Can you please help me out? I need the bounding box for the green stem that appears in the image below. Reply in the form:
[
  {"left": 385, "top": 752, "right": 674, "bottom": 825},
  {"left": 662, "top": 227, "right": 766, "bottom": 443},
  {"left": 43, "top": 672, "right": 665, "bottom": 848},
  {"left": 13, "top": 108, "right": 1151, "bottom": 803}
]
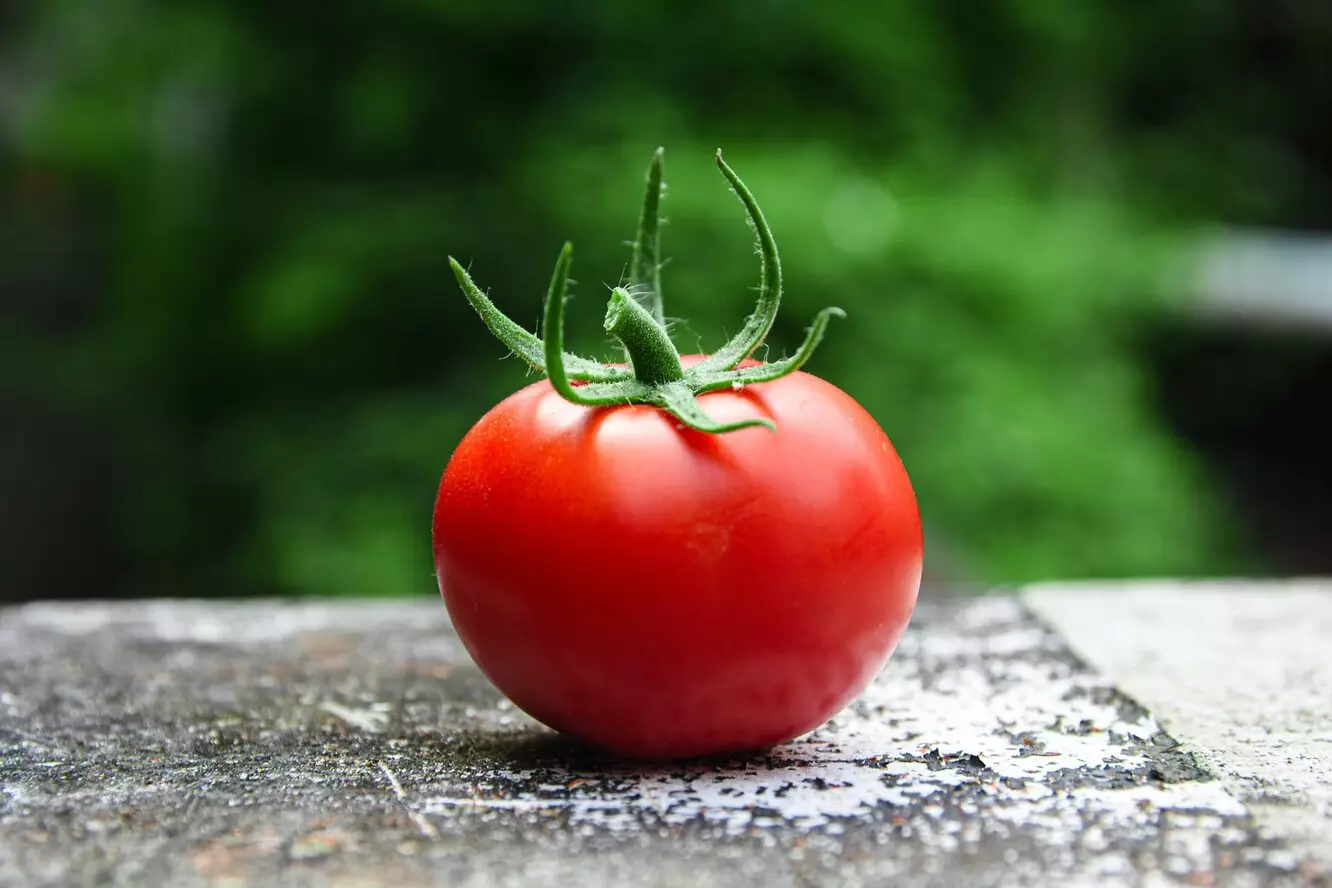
[
  {"left": 449, "top": 149, "right": 842, "bottom": 436},
  {"left": 691, "top": 150, "right": 783, "bottom": 374},
  {"left": 542, "top": 247, "right": 654, "bottom": 407},
  {"left": 541, "top": 243, "right": 585, "bottom": 402},
  {"left": 629, "top": 147, "right": 667, "bottom": 325},
  {"left": 689, "top": 307, "right": 845, "bottom": 393},
  {"left": 449, "top": 256, "right": 631, "bottom": 383},
  {"left": 654, "top": 384, "right": 775, "bottom": 433},
  {"left": 603, "top": 288, "right": 684, "bottom": 385}
]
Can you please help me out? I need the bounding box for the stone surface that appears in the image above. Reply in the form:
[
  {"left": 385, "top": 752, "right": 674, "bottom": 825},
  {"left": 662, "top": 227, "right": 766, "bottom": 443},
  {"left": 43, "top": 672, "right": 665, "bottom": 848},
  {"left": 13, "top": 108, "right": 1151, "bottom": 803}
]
[
  {"left": 0, "top": 591, "right": 1325, "bottom": 887},
  {"left": 1025, "top": 580, "right": 1332, "bottom": 876}
]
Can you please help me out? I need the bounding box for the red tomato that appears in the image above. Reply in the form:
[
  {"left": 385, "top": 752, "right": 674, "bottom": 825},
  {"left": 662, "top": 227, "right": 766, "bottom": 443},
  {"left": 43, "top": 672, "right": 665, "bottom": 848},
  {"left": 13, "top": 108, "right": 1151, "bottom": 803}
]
[{"left": 432, "top": 356, "right": 922, "bottom": 760}]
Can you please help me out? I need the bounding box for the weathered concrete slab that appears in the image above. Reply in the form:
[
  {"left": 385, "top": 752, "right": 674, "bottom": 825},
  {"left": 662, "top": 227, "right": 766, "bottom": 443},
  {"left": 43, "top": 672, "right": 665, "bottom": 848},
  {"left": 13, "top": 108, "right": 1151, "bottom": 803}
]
[
  {"left": 0, "top": 592, "right": 1324, "bottom": 887},
  {"left": 1026, "top": 580, "right": 1332, "bottom": 876}
]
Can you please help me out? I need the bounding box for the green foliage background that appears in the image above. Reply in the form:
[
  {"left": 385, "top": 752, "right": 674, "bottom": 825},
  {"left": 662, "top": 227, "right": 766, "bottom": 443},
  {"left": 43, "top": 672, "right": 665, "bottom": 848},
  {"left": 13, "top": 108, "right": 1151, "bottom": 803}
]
[{"left": 6, "top": 0, "right": 1327, "bottom": 597}]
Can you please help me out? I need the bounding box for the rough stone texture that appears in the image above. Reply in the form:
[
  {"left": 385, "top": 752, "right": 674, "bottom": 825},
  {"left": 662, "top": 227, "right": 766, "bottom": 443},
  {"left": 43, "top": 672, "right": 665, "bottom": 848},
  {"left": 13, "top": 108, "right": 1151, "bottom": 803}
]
[
  {"left": 0, "top": 592, "right": 1324, "bottom": 887},
  {"left": 1025, "top": 580, "right": 1332, "bottom": 877}
]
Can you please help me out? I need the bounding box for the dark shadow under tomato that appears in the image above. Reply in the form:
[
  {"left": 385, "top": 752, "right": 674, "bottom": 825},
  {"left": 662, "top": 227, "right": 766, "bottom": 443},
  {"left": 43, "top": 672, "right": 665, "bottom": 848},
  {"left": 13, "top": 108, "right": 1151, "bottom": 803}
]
[{"left": 453, "top": 727, "right": 814, "bottom": 772}]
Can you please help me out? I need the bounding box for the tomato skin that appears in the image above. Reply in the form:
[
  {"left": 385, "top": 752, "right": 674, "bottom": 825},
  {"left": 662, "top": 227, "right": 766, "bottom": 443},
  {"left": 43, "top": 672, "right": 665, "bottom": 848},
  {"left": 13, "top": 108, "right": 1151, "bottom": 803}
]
[{"left": 432, "top": 358, "right": 922, "bottom": 760}]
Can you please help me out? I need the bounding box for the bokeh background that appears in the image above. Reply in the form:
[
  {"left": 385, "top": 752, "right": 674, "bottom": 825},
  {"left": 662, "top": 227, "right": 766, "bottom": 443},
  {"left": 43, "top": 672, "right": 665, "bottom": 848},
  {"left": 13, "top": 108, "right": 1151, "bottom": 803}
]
[{"left": 4, "top": 0, "right": 1330, "bottom": 602}]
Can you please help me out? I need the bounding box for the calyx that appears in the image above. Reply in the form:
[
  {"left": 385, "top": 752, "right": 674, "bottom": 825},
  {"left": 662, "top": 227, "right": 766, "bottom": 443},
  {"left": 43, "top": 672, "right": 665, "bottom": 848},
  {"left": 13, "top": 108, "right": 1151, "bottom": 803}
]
[{"left": 448, "top": 149, "right": 844, "bottom": 433}]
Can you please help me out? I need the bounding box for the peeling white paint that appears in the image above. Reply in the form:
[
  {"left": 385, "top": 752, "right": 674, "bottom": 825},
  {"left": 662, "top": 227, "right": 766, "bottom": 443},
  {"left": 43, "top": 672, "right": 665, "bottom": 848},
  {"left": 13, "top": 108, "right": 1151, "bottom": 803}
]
[
  {"left": 2, "top": 592, "right": 1317, "bottom": 887},
  {"left": 419, "top": 596, "right": 1250, "bottom": 867},
  {"left": 318, "top": 700, "right": 392, "bottom": 733},
  {"left": 1026, "top": 580, "right": 1332, "bottom": 871}
]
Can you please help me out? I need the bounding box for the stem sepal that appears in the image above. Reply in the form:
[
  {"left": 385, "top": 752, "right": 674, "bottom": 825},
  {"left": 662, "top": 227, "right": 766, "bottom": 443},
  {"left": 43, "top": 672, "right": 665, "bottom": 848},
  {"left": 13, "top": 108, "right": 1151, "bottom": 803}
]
[{"left": 447, "top": 150, "right": 844, "bottom": 433}]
